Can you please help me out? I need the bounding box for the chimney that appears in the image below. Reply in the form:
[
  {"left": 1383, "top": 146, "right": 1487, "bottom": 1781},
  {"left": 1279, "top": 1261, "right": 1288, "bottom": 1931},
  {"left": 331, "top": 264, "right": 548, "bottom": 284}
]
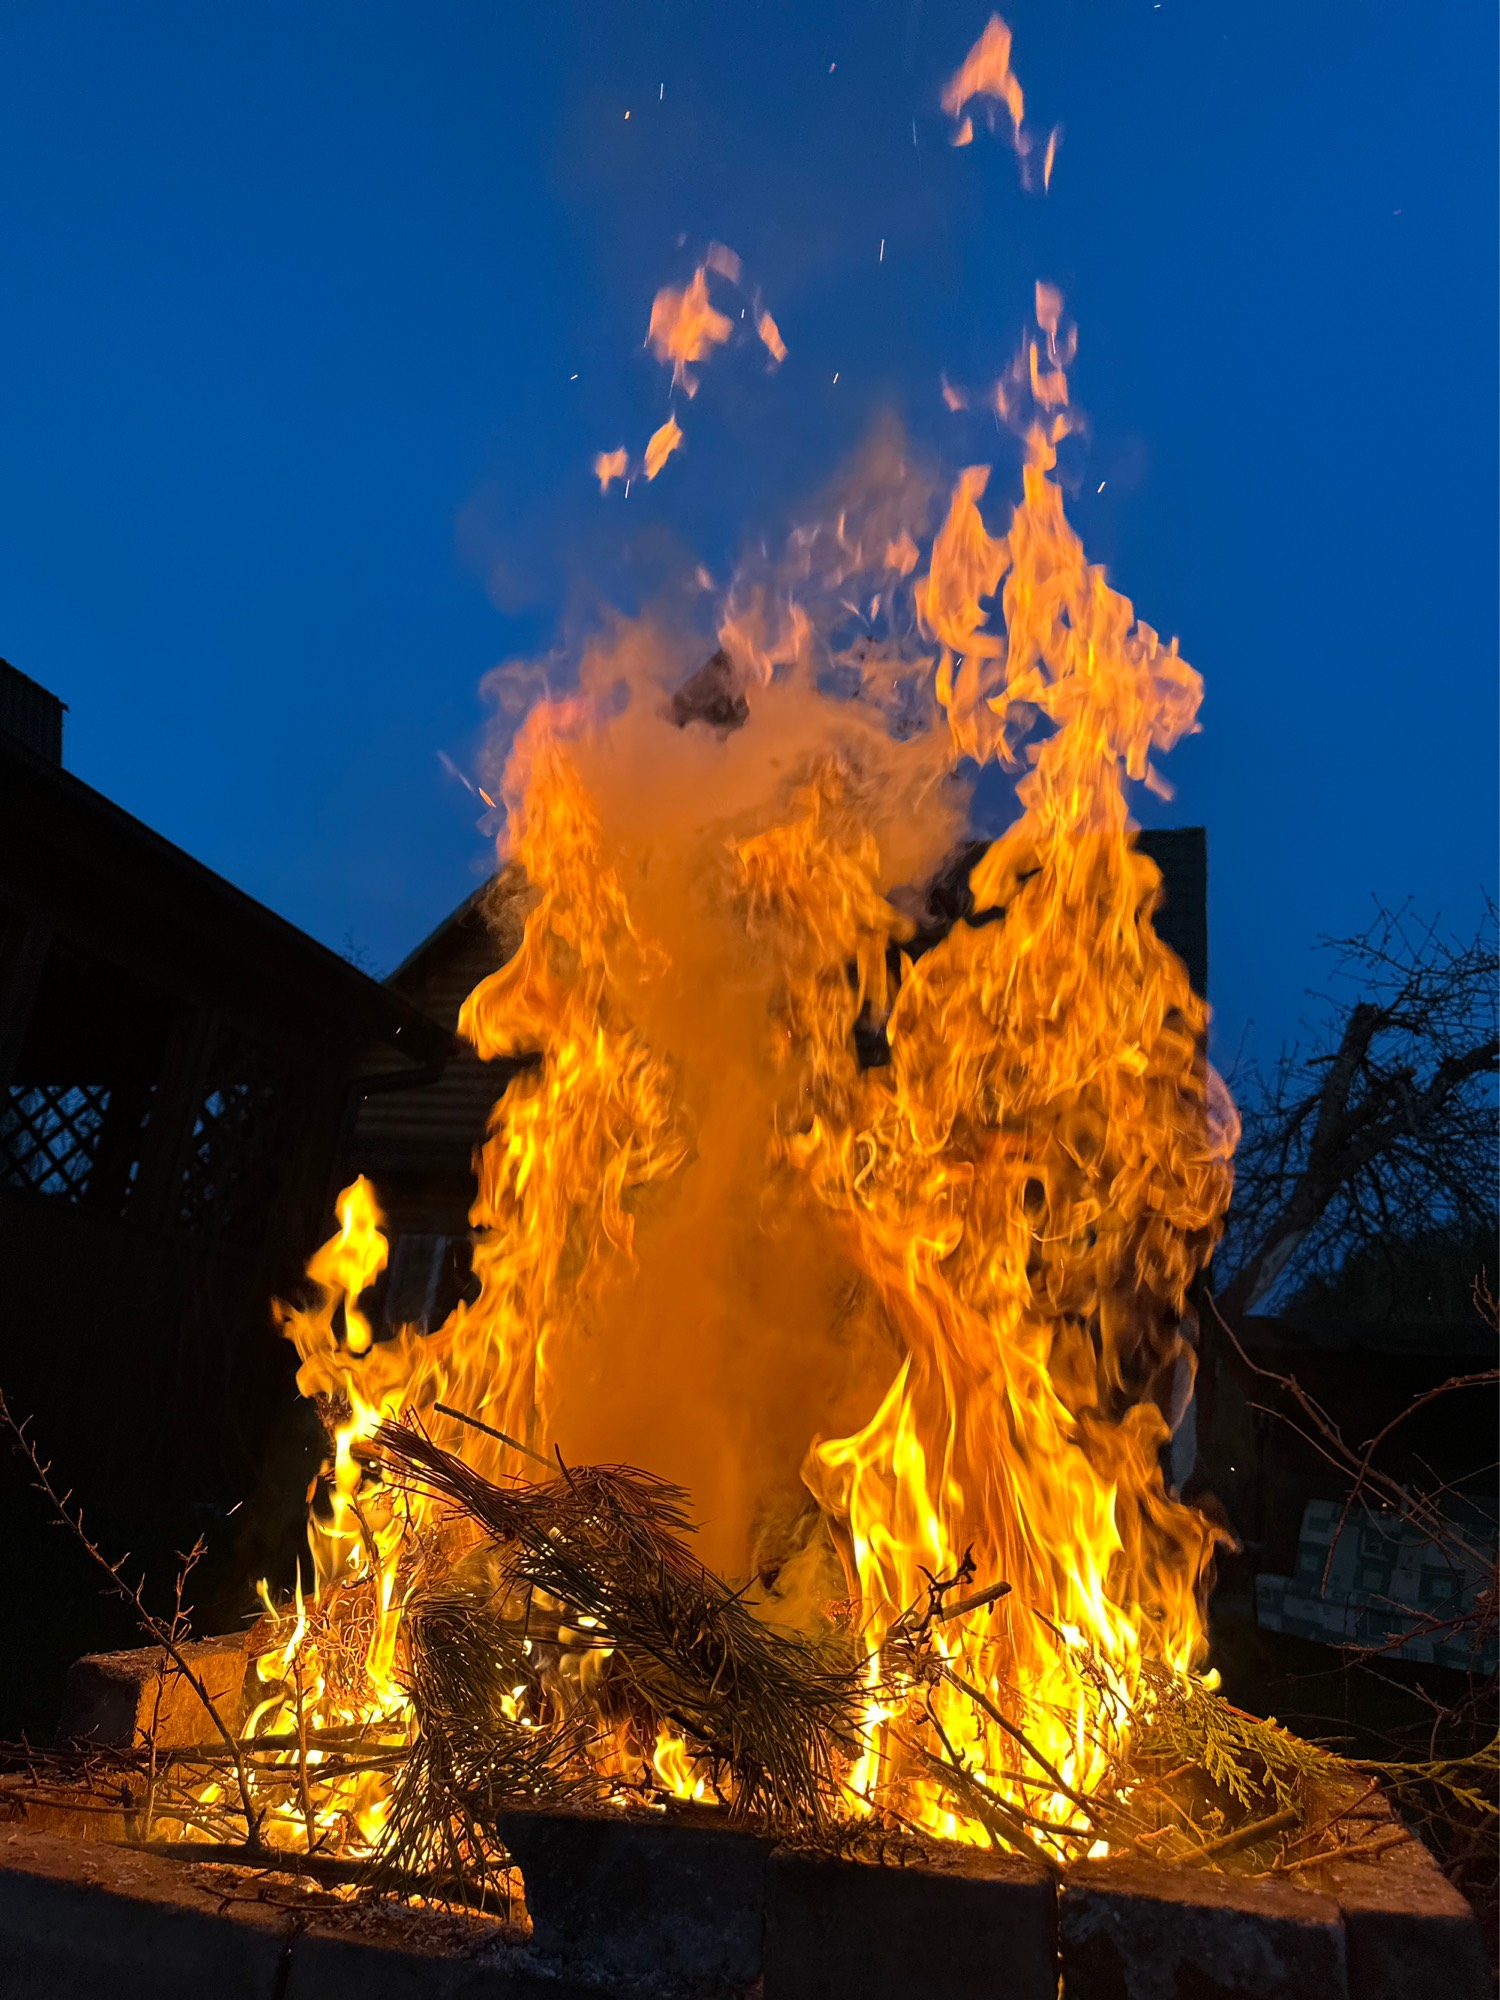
[{"left": 0, "top": 659, "right": 66, "bottom": 764}]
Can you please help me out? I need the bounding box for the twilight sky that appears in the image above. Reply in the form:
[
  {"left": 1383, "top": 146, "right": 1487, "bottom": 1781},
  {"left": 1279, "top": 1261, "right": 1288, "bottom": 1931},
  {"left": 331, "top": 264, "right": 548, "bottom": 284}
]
[{"left": 1, "top": 0, "right": 1494, "bottom": 1071}]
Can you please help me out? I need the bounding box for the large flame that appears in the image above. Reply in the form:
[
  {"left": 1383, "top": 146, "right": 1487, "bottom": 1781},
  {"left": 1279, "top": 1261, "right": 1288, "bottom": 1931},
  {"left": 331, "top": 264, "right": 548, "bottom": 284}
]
[{"left": 250, "top": 275, "right": 1236, "bottom": 1853}]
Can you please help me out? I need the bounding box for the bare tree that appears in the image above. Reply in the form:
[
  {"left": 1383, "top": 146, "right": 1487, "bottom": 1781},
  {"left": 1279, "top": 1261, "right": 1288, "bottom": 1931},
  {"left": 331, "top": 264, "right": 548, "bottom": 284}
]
[{"left": 1216, "top": 900, "right": 1498, "bottom": 1323}]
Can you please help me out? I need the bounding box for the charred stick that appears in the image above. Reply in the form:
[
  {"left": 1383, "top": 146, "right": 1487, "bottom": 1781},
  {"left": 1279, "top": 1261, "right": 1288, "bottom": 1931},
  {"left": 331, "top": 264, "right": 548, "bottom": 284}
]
[
  {"left": 936, "top": 1580, "right": 1013, "bottom": 1623},
  {"left": 1190, "top": 1805, "right": 1301, "bottom": 1862},
  {"left": 346, "top": 1493, "right": 385, "bottom": 1581},
  {"left": 290, "top": 1657, "right": 318, "bottom": 1856},
  {"left": 135, "top": 1838, "right": 463, "bottom": 1896},
  {"left": 125, "top": 1727, "right": 407, "bottom": 1761}
]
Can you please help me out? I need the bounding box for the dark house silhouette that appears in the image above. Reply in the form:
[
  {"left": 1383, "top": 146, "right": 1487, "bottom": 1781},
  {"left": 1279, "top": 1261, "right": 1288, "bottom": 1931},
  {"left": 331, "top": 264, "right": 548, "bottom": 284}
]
[{"left": 0, "top": 659, "right": 452, "bottom": 1726}]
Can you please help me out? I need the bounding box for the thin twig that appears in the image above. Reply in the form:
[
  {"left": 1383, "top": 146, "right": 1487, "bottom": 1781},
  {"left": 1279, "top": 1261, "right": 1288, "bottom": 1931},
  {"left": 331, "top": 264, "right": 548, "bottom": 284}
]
[
  {"left": 1276, "top": 1826, "right": 1411, "bottom": 1875},
  {"left": 1189, "top": 1805, "right": 1301, "bottom": 1862},
  {"left": 432, "top": 1403, "right": 553, "bottom": 1471},
  {"left": 0, "top": 1390, "right": 263, "bottom": 1848}
]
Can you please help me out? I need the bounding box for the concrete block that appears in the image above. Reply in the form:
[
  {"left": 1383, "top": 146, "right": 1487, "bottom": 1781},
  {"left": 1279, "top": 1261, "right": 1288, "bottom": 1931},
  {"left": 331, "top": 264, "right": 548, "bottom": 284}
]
[
  {"left": 1293, "top": 1774, "right": 1491, "bottom": 1998},
  {"left": 0, "top": 1826, "right": 285, "bottom": 2000},
  {"left": 498, "top": 1804, "right": 771, "bottom": 1992},
  {"left": 1322, "top": 1854, "right": 1492, "bottom": 2000},
  {"left": 284, "top": 1913, "right": 598, "bottom": 2000},
  {"left": 1061, "top": 1856, "right": 1347, "bottom": 2000},
  {"left": 1310, "top": 1800, "right": 1490, "bottom": 1998},
  {"left": 763, "top": 1844, "right": 1057, "bottom": 2000},
  {"left": 0, "top": 1828, "right": 591, "bottom": 2000},
  {"left": 58, "top": 1636, "right": 248, "bottom": 1748}
]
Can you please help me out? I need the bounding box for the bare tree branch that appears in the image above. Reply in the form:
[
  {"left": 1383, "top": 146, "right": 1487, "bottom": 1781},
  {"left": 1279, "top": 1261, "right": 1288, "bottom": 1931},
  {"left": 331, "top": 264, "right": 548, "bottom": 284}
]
[{"left": 1218, "top": 899, "right": 1497, "bottom": 1318}]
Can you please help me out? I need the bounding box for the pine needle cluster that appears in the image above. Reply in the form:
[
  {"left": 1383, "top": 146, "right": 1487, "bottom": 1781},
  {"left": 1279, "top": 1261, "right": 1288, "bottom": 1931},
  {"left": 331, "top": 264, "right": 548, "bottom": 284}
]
[{"left": 369, "top": 1416, "right": 864, "bottom": 1865}]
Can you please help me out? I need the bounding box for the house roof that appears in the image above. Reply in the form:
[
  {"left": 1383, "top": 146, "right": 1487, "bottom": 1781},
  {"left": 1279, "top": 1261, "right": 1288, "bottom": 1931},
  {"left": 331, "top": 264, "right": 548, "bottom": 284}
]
[
  {"left": 0, "top": 727, "right": 451, "bottom": 1076},
  {"left": 1136, "top": 827, "right": 1209, "bottom": 998},
  {"left": 352, "top": 878, "right": 520, "bottom": 1206}
]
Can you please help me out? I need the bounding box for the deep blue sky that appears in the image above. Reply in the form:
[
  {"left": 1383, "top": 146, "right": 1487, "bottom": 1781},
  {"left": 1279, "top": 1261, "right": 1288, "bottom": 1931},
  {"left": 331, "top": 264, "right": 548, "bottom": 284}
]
[{"left": 2, "top": 0, "right": 1494, "bottom": 1069}]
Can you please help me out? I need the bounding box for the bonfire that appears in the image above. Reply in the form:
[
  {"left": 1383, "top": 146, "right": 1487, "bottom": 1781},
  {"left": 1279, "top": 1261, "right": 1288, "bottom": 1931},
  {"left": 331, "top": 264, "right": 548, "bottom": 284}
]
[
  {"left": 234, "top": 193, "right": 1258, "bottom": 1877},
  {"left": 11, "top": 12, "right": 1477, "bottom": 1915}
]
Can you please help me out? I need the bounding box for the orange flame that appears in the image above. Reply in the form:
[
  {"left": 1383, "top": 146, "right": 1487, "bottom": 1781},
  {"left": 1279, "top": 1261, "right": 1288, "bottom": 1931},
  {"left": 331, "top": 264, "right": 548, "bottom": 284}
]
[
  {"left": 594, "top": 447, "right": 629, "bottom": 493},
  {"left": 644, "top": 415, "right": 684, "bottom": 481},
  {"left": 652, "top": 1728, "right": 708, "bottom": 1802},
  {"left": 800, "top": 308, "right": 1233, "bottom": 1833},
  {"left": 757, "top": 308, "right": 787, "bottom": 365},
  {"left": 942, "top": 15, "right": 1026, "bottom": 153},
  {"left": 260, "top": 281, "right": 1235, "bottom": 1856},
  {"left": 646, "top": 266, "right": 733, "bottom": 397},
  {"left": 304, "top": 1177, "right": 387, "bottom": 1360}
]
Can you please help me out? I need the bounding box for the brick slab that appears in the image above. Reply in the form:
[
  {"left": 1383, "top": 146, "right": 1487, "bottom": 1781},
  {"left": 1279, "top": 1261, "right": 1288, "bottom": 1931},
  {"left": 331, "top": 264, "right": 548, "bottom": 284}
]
[
  {"left": 57, "top": 1637, "right": 248, "bottom": 1749},
  {"left": 1321, "top": 1857, "right": 1492, "bottom": 2000},
  {"left": 1061, "top": 1856, "right": 1347, "bottom": 2000},
  {"left": 498, "top": 1804, "right": 771, "bottom": 1991},
  {"left": 763, "top": 1845, "right": 1057, "bottom": 2000},
  {"left": 0, "top": 1827, "right": 284, "bottom": 2000},
  {"left": 0, "top": 1829, "right": 593, "bottom": 2000},
  {"left": 283, "top": 1920, "right": 600, "bottom": 2000}
]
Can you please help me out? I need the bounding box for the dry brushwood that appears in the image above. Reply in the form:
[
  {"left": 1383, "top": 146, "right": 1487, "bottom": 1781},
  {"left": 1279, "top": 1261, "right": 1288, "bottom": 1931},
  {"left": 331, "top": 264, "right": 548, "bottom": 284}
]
[
  {"left": 9, "top": 1382, "right": 1465, "bottom": 1892},
  {"left": 1208, "top": 1292, "right": 1497, "bottom": 1879},
  {"left": 1216, "top": 1296, "right": 1496, "bottom": 1768},
  {"left": 371, "top": 1416, "right": 864, "bottom": 1831},
  {"left": 831, "top": 1555, "right": 1351, "bottom": 1871},
  {"left": 369, "top": 1576, "right": 598, "bottom": 1905}
]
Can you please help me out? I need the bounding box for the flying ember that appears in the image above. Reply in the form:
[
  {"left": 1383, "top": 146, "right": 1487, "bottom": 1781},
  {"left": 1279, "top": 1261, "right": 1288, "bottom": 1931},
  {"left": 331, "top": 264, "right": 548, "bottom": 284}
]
[{"left": 244, "top": 14, "right": 1238, "bottom": 1859}]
